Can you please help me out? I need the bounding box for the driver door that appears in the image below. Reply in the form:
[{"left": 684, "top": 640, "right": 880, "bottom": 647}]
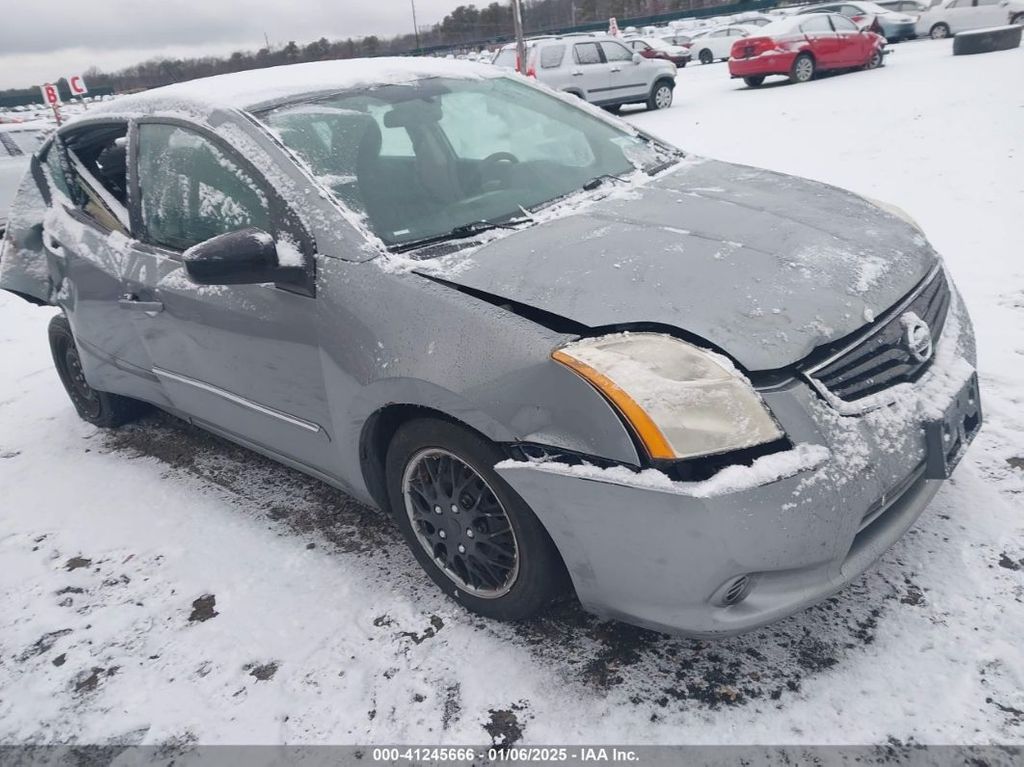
[{"left": 125, "top": 118, "right": 334, "bottom": 473}]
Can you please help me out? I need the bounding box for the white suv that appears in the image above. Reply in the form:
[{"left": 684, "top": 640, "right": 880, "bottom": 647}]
[
  {"left": 916, "top": 0, "right": 1024, "bottom": 38},
  {"left": 492, "top": 35, "right": 677, "bottom": 111}
]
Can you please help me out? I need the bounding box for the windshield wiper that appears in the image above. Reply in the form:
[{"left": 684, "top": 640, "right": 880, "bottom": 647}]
[
  {"left": 581, "top": 173, "right": 628, "bottom": 191},
  {"left": 391, "top": 217, "right": 531, "bottom": 253}
]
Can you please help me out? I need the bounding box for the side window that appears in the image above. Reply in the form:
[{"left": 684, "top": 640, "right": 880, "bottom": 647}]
[
  {"left": 976, "top": 0, "right": 997, "bottom": 5},
  {"left": 61, "top": 123, "right": 130, "bottom": 234},
  {"left": 801, "top": 16, "right": 835, "bottom": 32},
  {"left": 43, "top": 143, "right": 73, "bottom": 200},
  {"left": 840, "top": 4, "right": 862, "bottom": 14},
  {"left": 711, "top": 29, "right": 728, "bottom": 37},
  {"left": 539, "top": 45, "right": 566, "bottom": 68},
  {"left": 137, "top": 123, "right": 272, "bottom": 251},
  {"left": 601, "top": 42, "right": 634, "bottom": 61},
  {"left": 832, "top": 15, "right": 859, "bottom": 30},
  {"left": 573, "top": 42, "right": 602, "bottom": 65}
]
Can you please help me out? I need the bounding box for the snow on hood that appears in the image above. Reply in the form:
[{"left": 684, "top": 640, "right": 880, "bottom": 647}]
[{"left": 419, "top": 159, "right": 937, "bottom": 372}]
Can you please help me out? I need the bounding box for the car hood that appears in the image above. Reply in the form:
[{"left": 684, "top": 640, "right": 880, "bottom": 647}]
[{"left": 416, "top": 158, "right": 938, "bottom": 372}]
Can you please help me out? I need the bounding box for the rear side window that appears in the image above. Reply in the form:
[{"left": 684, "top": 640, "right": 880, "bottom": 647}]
[
  {"left": 801, "top": 16, "right": 835, "bottom": 32},
  {"left": 573, "top": 42, "right": 602, "bottom": 65},
  {"left": 43, "top": 143, "right": 73, "bottom": 199},
  {"left": 60, "top": 123, "right": 130, "bottom": 234},
  {"left": 539, "top": 45, "right": 566, "bottom": 69},
  {"left": 493, "top": 48, "right": 517, "bottom": 67},
  {"left": 832, "top": 15, "right": 859, "bottom": 30},
  {"left": 137, "top": 123, "right": 272, "bottom": 251}
]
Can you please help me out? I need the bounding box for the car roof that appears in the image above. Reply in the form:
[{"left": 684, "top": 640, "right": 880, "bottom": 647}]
[{"left": 89, "top": 57, "right": 502, "bottom": 116}]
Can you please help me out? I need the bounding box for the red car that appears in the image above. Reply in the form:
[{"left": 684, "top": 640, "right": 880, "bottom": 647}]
[
  {"left": 728, "top": 13, "right": 885, "bottom": 87},
  {"left": 625, "top": 37, "right": 692, "bottom": 67}
]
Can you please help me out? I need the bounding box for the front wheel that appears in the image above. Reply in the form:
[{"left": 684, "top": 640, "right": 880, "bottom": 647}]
[
  {"left": 1011, "top": 13, "right": 1024, "bottom": 25},
  {"left": 48, "top": 315, "right": 148, "bottom": 427},
  {"left": 743, "top": 75, "right": 765, "bottom": 87},
  {"left": 864, "top": 47, "right": 884, "bottom": 70},
  {"left": 930, "top": 23, "right": 950, "bottom": 39},
  {"left": 647, "top": 81, "right": 674, "bottom": 110},
  {"left": 790, "top": 53, "right": 815, "bottom": 83},
  {"left": 698, "top": 49, "right": 714, "bottom": 64},
  {"left": 386, "top": 418, "right": 567, "bottom": 621}
]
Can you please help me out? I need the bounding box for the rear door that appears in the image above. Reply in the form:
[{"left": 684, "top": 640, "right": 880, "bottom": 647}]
[
  {"left": 39, "top": 121, "right": 164, "bottom": 402},
  {"left": 127, "top": 118, "right": 333, "bottom": 472},
  {"left": 830, "top": 14, "right": 870, "bottom": 64},
  {"left": 800, "top": 16, "right": 845, "bottom": 68},
  {"left": 570, "top": 41, "right": 611, "bottom": 101},
  {"left": 972, "top": 0, "right": 1010, "bottom": 26}
]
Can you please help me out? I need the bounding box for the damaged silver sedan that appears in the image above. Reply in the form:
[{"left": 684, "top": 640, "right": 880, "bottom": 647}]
[{"left": 0, "top": 59, "right": 981, "bottom": 637}]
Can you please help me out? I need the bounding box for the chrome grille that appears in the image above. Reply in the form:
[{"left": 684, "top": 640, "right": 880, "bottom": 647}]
[{"left": 809, "top": 268, "right": 950, "bottom": 403}]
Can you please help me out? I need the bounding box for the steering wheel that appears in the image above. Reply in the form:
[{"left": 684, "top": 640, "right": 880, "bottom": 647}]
[{"left": 479, "top": 152, "right": 519, "bottom": 192}]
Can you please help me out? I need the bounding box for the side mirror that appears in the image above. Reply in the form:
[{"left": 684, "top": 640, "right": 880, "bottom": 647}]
[
  {"left": 183, "top": 228, "right": 305, "bottom": 286},
  {"left": 632, "top": 52, "right": 644, "bottom": 64}
]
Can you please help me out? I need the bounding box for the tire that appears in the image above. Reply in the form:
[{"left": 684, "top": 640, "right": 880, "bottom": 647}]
[
  {"left": 864, "top": 47, "right": 884, "bottom": 70},
  {"left": 48, "top": 315, "right": 148, "bottom": 428},
  {"left": 385, "top": 418, "right": 567, "bottom": 621},
  {"left": 1013, "top": 13, "right": 1024, "bottom": 25},
  {"left": 790, "top": 53, "right": 815, "bottom": 83},
  {"left": 698, "top": 48, "right": 714, "bottom": 64},
  {"left": 930, "top": 23, "right": 950, "bottom": 39},
  {"left": 647, "top": 80, "right": 674, "bottom": 110},
  {"left": 743, "top": 75, "right": 765, "bottom": 87},
  {"left": 603, "top": 103, "right": 622, "bottom": 114}
]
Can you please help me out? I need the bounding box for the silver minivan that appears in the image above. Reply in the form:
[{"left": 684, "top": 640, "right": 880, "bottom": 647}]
[{"left": 492, "top": 35, "right": 677, "bottom": 111}]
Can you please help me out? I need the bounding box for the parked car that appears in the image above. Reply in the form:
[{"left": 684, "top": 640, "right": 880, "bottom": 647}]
[
  {"left": 624, "top": 36, "right": 692, "bottom": 66},
  {"left": 875, "top": 0, "right": 934, "bottom": 16},
  {"left": 659, "top": 30, "right": 695, "bottom": 47},
  {"left": 0, "top": 124, "right": 47, "bottom": 239},
  {"left": 799, "top": 1, "right": 919, "bottom": 40},
  {"left": 915, "top": 0, "right": 1024, "bottom": 38},
  {"left": 492, "top": 35, "right": 676, "bottom": 110},
  {"left": 0, "top": 58, "right": 981, "bottom": 638},
  {"left": 730, "top": 13, "right": 886, "bottom": 86},
  {"left": 690, "top": 26, "right": 754, "bottom": 63}
]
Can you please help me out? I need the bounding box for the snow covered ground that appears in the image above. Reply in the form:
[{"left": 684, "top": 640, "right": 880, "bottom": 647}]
[{"left": 1, "top": 38, "right": 1022, "bottom": 748}]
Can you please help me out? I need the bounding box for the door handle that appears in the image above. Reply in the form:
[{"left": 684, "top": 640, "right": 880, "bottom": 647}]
[
  {"left": 119, "top": 293, "right": 164, "bottom": 315},
  {"left": 571, "top": 69, "right": 584, "bottom": 76},
  {"left": 43, "top": 233, "right": 64, "bottom": 256},
  {"left": 610, "top": 66, "right": 622, "bottom": 72}
]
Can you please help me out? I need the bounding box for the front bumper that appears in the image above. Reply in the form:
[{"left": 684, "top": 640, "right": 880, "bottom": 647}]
[
  {"left": 496, "top": 281, "right": 979, "bottom": 637},
  {"left": 882, "top": 20, "right": 918, "bottom": 41}
]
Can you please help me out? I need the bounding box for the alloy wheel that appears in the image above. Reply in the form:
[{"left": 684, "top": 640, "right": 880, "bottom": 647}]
[
  {"left": 654, "top": 85, "right": 673, "bottom": 109},
  {"left": 931, "top": 24, "right": 949, "bottom": 39},
  {"left": 402, "top": 448, "right": 520, "bottom": 599},
  {"left": 793, "top": 56, "right": 814, "bottom": 82}
]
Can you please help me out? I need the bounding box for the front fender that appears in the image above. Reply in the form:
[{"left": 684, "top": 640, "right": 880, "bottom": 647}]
[{"left": 315, "top": 258, "right": 642, "bottom": 500}]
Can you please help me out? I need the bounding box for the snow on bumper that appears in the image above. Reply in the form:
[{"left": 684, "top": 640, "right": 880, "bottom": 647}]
[{"left": 496, "top": 285, "right": 979, "bottom": 637}]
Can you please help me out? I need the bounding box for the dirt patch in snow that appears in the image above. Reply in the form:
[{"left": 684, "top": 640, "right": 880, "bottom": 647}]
[{"left": 188, "top": 594, "right": 219, "bottom": 623}]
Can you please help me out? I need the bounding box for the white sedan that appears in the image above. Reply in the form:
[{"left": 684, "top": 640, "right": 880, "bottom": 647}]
[
  {"left": 690, "top": 26, "right": 754, "bottom": 63},
  {"left": 915, "top": 0, "right": 1024, "bottom": 38}
]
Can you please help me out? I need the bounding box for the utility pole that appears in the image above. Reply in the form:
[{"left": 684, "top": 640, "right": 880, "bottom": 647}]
[
  {"left": 410, "top": 0, "right": 421, "bottom": 51},
  {"left": 511, "top": 0, "right": 527, "bottom": 74}
]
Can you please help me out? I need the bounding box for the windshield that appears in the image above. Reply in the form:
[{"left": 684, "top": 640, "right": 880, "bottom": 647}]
[{"left": 260, "top": 76, "right": 676, "bottom": 249}]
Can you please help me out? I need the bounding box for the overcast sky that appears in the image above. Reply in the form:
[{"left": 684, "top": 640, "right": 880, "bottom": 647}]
[{"left": 0, "top": 0, "right": 465, "bottom": 89}]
